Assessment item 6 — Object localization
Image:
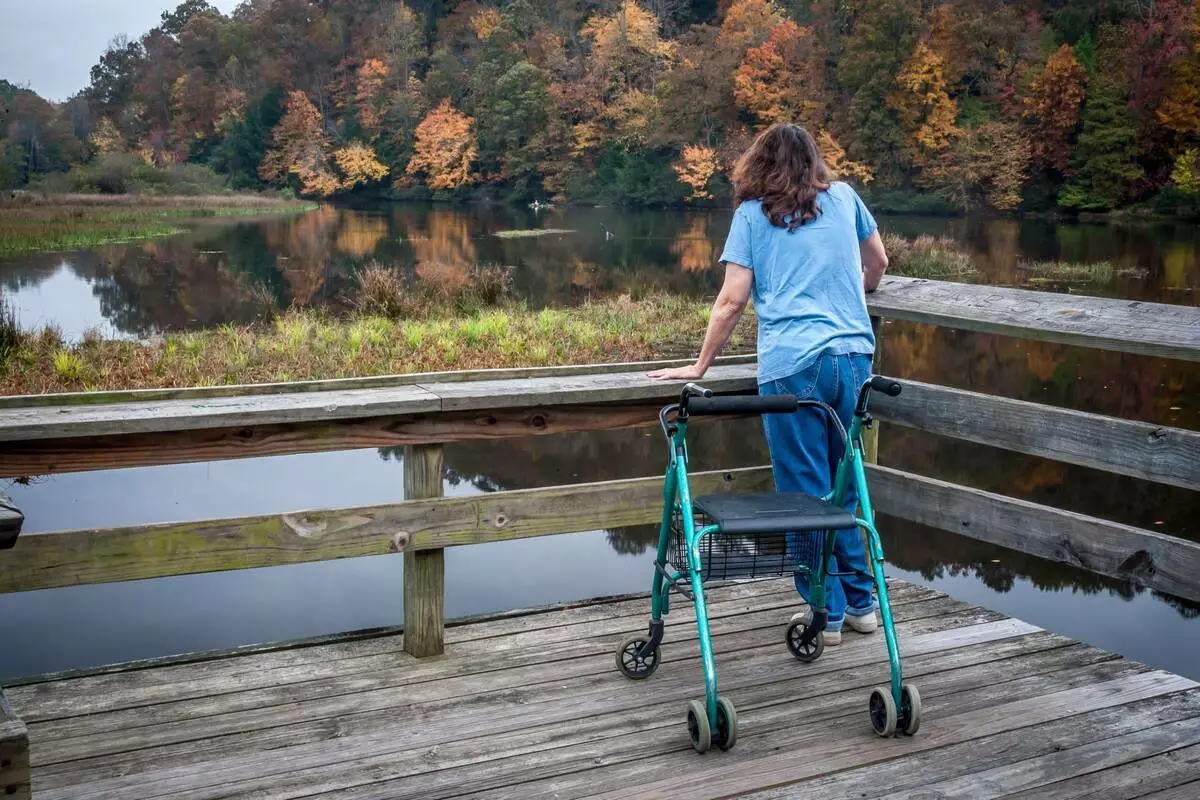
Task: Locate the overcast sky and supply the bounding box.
[0,0,242,101]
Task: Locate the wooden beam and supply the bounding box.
[403,444,445,658]
[0,468,773,594]
[0,689,30,800]
[872,379,1200,491]
[0,402,675,478]
[868,464,1200,603]
[868,276,1200,362]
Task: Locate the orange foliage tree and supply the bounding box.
[354,59,390,133]
[1024,45,1087,172]
[406,99,478,190]
[733,21,825,129]
[673,144,720,199]
[259,90,341,196]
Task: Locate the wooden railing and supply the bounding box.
[0,276,1198,798]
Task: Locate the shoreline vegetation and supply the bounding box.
[0,233,1130,396]
[0,193,318,256]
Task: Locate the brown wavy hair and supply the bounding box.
[732,123,832,231]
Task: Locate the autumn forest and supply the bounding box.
[3,0,1200,214]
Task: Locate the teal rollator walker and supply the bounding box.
[614,377,922,752]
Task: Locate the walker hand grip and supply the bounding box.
[869,377,902,397]
[685,394,799,416]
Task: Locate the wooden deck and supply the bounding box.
[7,578,1200,800]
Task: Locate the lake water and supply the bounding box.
[1,203,1197,682]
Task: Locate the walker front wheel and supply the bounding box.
[869,686,898,737]
[686,699,711,753]
[786,618,825,663]
[615,635,660,680]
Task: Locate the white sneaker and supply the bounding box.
[790,612,840,646]
[845,611,878,634]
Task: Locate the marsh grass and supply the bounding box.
[883,234,979,279]
[0,292,755,395]
[1018,259,1148,283]
[0,194,318,256]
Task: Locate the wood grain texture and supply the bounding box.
[868,464,1200,602]
[11,578,1200,800]
[0,467,773,594]
[403,444,445,658]
[0,689,31,800]
[872,378,1200,490]
[0,355,757,410]
[867,276,1200,362]
[0,385,440,442]
[0,363,758,446]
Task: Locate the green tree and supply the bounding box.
[474,61,552,191]
[1059,80,1144,211]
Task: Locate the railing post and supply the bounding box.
[0,689,31,800]
[863,315,884,466]
[403,443,445,658]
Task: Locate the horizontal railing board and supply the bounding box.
[0,403,687,478]
[868,277,1200,362]
[867,464,1200,603]
[0,468,772,594]
[0,363,760,445]
[0,355,758,410]
[4,462,1197,602]
[872,379,1200,491]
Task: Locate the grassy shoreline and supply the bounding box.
[0,194,319,256]
[0,293,751,395]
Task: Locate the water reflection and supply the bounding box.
[2,204,1197,341]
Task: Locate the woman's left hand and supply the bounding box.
[647,363,706,381]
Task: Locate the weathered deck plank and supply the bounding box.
[8,579,1199,800]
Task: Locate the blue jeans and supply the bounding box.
[760,352,878,632]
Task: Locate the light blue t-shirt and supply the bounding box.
[718,182,877,385]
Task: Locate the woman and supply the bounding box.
[649,123,889,645]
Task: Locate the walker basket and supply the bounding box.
[668,505,798,582]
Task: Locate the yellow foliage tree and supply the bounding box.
[582,0,674,91]
[1171,148,1200,194]
[888,42,959,167]
[355,58,390,132]
[818,131,873,184]
[673,144,720,199]
[406,99,478,190]
[89,117,124,154]
[334,142,389,188]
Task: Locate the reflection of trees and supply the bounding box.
[265,205,339,306]
[670,216,717,273]
[606,524,659,555]
[334,214,389,258]
[1,252,63,290]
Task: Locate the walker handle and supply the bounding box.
[685,394,799,416]
[869,377,902,397]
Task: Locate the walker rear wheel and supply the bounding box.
[686,699,711,753]
[715,696,738,751]
[869,686,898,737]
[900,683,922,736]
[615,635,660,680]
[786,618,825,663]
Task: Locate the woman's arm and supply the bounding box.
[861,231,889,293]
[647,263,753,381]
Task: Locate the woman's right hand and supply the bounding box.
[647,363,707,381]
